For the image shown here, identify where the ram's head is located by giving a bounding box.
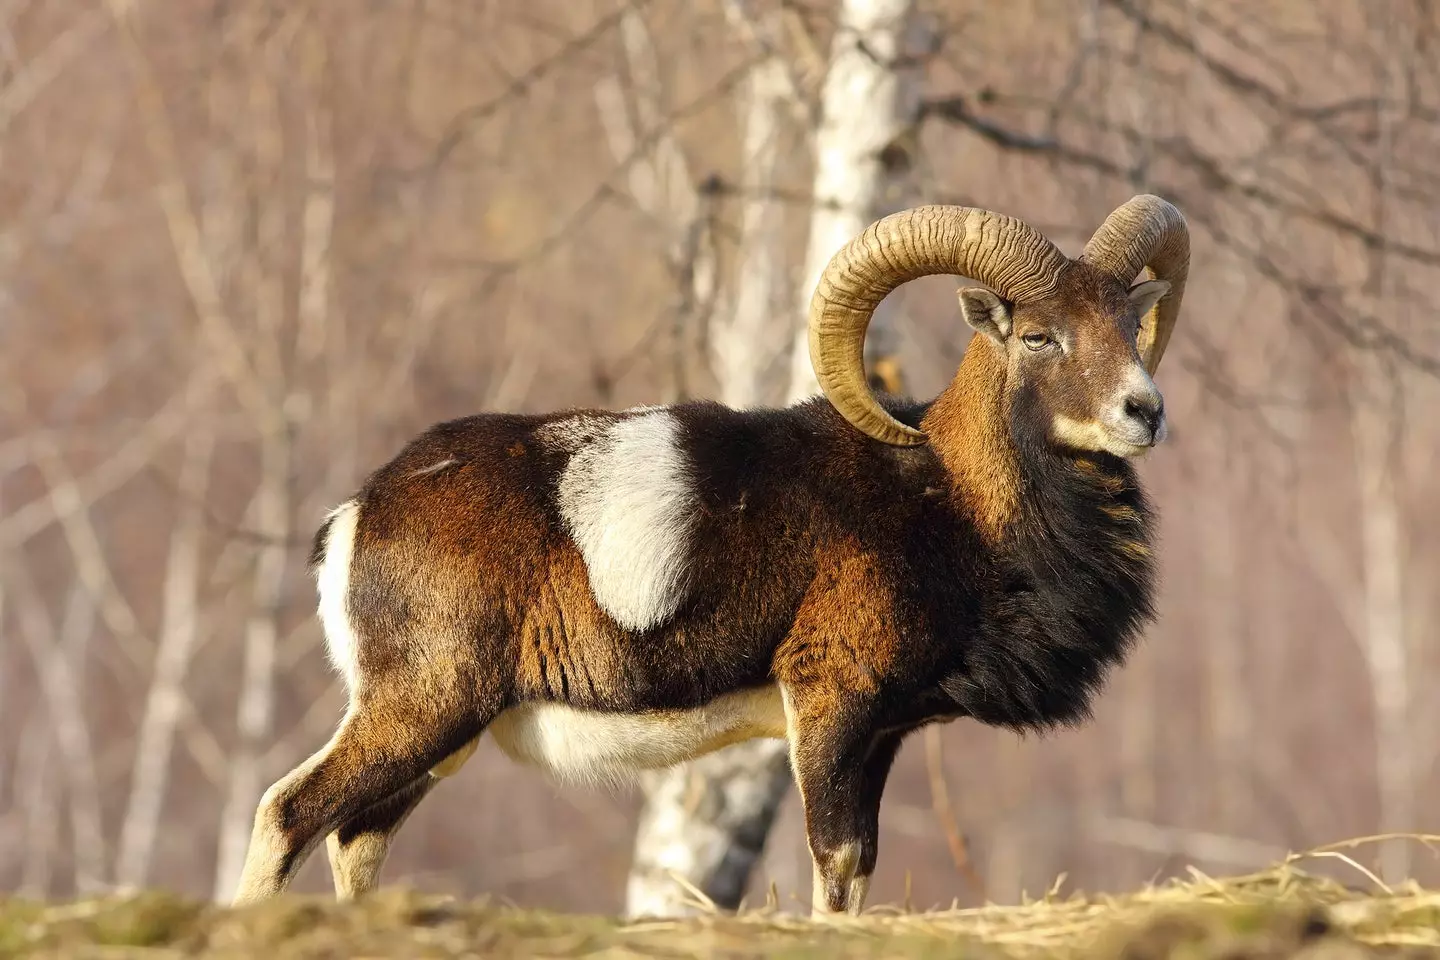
[808,195,1190,459]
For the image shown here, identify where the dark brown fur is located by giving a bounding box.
[233,264,1164,913]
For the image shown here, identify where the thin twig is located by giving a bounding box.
[923,725,986,900]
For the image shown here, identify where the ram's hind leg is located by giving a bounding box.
[231,693,488,906]
[324,736,480,899]
[323,776,435,899]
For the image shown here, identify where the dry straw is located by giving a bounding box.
[6,834,1440,958]
[630,833,1440,956]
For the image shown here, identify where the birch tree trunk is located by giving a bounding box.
[785,0,922,405]
[710,57,792,410]
[594,7,756,916]
[624,51,795,920]
[1352,357,1411,883]
[17,722,57,896]
[624,0,924,918]
[212,417,291,901]
[115,430,213,888]
[55,587,103,892]
[593,7,720,407]
[1356,8,1413,882]
[10,565,104,892]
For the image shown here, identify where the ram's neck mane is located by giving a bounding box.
[922,338,1158,733]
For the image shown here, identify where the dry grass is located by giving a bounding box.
[4,836,1440,959]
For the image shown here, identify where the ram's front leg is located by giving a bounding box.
[784,687,903,916]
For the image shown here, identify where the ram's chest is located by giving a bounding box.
[488,685,789,785]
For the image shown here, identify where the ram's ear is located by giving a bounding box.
[958,287,1012,343]
[1127,278,1170,318]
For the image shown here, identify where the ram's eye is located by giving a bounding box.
[1021,332,1052,351]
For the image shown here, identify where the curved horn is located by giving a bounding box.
[1079,194,1190,375]
[809,205,1068,446]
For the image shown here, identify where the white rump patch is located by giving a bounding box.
[316,500,362,694]
[557,409,697,632]
[488,685,787,786]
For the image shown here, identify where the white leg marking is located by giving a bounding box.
[557,409,697,632]
[848,873,871,915]
[326,826,390,901]
[233,708,354,905]
[812,839,862,916]
[812,858,828,915]
[316,501,361,695]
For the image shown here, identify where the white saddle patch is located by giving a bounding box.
[556,409,697,632]
[488,685,788,786]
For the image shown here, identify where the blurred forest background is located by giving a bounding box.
[3,0,1440,917]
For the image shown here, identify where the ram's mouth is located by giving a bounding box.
[1104,436,1154,459]
[1048,411,1171,459]
[1110,416,1166,454]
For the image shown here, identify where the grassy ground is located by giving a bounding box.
[4,839,1439,959]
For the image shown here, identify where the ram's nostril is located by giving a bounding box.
[1124,395,1163,432]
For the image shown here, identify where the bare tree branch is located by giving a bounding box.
[115,431,214,889]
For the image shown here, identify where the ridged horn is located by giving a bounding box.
[1079,194,1190,374]
[808,205,1068,446]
